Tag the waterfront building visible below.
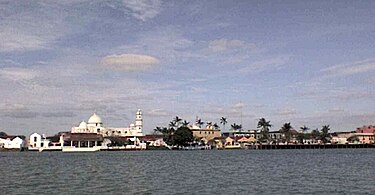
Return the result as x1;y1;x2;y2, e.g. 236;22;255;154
330;126;375;144
0;136;24;149
188;123;221;143
28;132;63;151
355;125;375;134
71;109;143;137
142;134;167;147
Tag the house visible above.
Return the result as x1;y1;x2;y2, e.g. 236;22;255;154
142;134;166;147
0;136;24;149
28;133;55;151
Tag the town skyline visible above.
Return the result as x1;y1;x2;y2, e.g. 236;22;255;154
0;0;374;135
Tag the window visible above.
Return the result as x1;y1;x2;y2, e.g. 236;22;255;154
34;137;37;142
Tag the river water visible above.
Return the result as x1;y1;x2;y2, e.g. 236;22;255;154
1;149;374;194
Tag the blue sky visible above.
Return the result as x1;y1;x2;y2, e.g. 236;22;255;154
1;0;374;135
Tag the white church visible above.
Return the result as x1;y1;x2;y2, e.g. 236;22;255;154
28;109;146;152
71;109;144;137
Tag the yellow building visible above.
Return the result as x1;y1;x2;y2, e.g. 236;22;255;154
188;124;221;142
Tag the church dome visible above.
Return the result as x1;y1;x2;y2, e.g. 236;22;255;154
78;121;87;128
88;113;102;124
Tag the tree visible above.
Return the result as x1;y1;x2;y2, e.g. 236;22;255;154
173;116;182;127
182;120;190;127
220;117;228;131
280;122;293;143
0;131;7;137
300;125;309;133
213;123;219;130
230;123;242;133
296;133;305;144
257;118;271;142
169;121;177;130
154;126;174;146
173;126;194;147
206;121;213;129
310;128;320;140
196;118;204;128
320;125;331;143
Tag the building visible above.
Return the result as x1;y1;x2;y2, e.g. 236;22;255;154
0;136;24;149
356;125;375;134
71;109;143;137
28;109;145;152
188;123;221;144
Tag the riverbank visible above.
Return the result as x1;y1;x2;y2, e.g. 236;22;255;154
248;143;375;150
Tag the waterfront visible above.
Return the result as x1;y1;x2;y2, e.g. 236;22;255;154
1;149;374;194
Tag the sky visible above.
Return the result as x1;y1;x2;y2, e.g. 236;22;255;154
1;0;375;136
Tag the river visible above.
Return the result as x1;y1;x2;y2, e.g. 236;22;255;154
1;149;374;194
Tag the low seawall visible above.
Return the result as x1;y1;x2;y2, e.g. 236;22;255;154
248;144;375;150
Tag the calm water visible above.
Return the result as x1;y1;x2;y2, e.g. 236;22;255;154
1;149;374;194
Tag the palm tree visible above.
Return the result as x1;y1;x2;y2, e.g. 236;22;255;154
213;123;219;130
220;117;228;131
320;125;331;144
173;116;182;127
257;118;271;142
154;126;163;134
300;125;309;133
196;118;204;128
182;120;190;127
206;121;213;129
310;128;320;141
280;122;293;143
169;121;177;130
230;123;242;134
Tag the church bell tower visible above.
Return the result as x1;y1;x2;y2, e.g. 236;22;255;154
135;109;143;133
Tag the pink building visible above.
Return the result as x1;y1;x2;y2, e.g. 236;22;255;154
356;125;375;134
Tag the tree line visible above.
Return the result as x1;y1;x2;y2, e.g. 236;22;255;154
154;116;332;146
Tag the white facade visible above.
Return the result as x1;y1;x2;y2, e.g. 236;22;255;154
71;109;143;137
28;133;55;151
29;133;42;148
0;137;24;149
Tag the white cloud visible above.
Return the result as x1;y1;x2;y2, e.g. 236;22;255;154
0;68;37;81
121;0;162;21
145;109;170;117
321;59;375;78
0;30;51;52
101;53;159;72
239;55;291;74
207;38;257;53
274;108;297;116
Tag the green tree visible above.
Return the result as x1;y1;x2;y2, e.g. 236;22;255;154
196;118;204;128
173;116;182;127
320;125;331;143
182;120;190;127
173;126;194;147
296;133;306;144
154;126;174;146
310;128;320;141
220;117;228;131
0;131;7;137
280;122;293;143
300;125;309;133
257;118;271;142
213;123;220;130
230;123;242;133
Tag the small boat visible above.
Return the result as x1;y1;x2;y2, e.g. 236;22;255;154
224;143;242;149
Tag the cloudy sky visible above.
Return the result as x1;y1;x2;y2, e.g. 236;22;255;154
1;0;374;135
